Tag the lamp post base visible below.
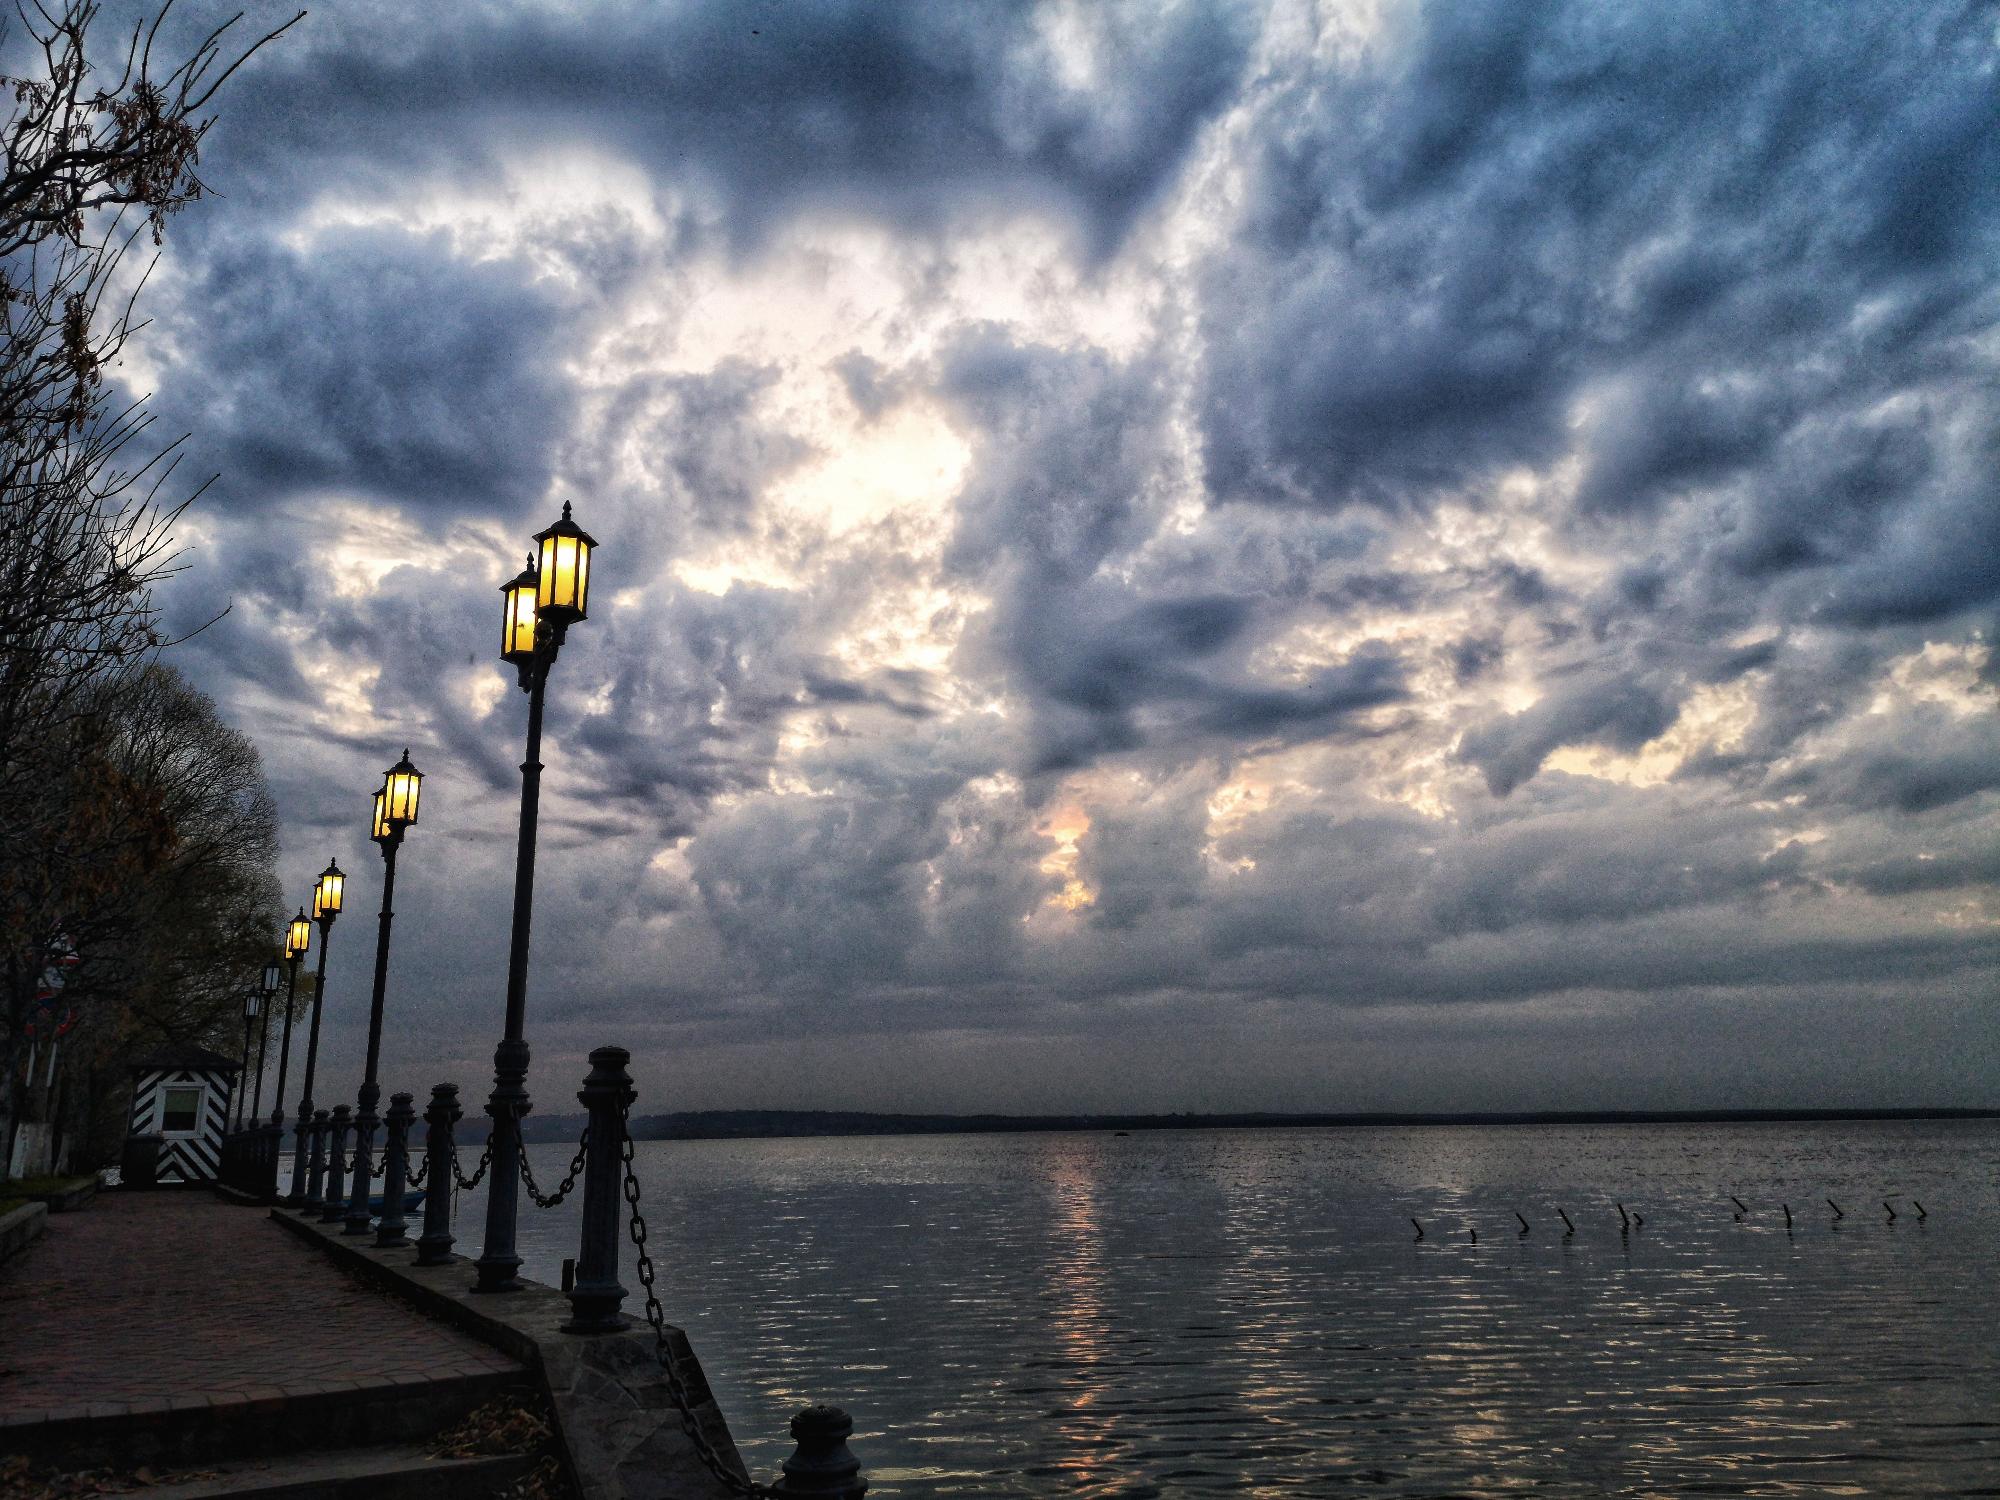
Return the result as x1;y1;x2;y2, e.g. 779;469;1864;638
471;1038;530;1294
343;1083;381;1236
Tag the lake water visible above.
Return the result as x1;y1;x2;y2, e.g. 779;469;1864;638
444;1120;1999;1495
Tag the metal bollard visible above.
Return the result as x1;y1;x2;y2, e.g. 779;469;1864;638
373;1092;416;1248
302;1109;331;1210
319;1105;352;1224
415;1084;461;1266
287;1106;314;1207
261;1122;283;1201
770;1406;868;1498
562;1046;636;1334
344;1082;382;1236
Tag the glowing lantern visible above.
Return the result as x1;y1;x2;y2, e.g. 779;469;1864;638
382;750;422;827
533;502;596;625
314;858;345;920
501;556;540;666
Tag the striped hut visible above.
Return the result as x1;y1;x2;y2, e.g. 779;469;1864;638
127;1044;242;1184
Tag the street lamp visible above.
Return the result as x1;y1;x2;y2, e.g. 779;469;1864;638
343;751;423;1236
248;956;280;1127
234;989;262;1132
475;502;596;1294
271;915;309;1140
535;503;594;624
289;858;345;1211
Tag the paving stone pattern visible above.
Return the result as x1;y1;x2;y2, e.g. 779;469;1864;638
0;1190;520;1424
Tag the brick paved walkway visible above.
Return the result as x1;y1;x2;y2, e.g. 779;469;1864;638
0;1191;520;1423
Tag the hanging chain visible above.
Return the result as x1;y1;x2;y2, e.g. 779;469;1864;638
451;1125;496;1190
404;1129;430;1187
620;1102;772;1499
519;1122;590;1209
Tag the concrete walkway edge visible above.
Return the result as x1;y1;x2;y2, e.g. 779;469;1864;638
0;1201;48;1264
270;1208;751;1500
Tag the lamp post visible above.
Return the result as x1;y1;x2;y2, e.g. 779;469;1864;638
290;859;346;1211
249;957;280;1127
271;910;310;1131
234;990;262;1132
475;502;597;1294
343;752;423;1236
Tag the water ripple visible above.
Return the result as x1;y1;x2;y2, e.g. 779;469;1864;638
454;1118;2000;1495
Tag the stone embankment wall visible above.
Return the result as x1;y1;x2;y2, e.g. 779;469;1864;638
276;1210;749;1500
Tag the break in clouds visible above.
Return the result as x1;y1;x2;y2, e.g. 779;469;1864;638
130;0;1997;1113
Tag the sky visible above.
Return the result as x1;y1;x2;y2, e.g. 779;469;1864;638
106;0;2000;1115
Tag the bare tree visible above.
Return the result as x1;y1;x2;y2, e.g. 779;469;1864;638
0;2;301;760
0;2;298;1145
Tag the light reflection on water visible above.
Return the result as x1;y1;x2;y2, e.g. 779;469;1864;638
447;1119;2000;1495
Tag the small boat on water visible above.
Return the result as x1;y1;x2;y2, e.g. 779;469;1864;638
365;1188;426;1215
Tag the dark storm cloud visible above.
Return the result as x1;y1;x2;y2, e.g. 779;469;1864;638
1188;0;2000;824
1200;0;2000;634
941;332;1168;583
199;0;1254;259
1770;708;2000;816
941;333;1410;774
575;580;813;820
148;225;577;515
573;361;810;548
117;0;2000;1112
1459;675;1676;797
1426;794;1805;936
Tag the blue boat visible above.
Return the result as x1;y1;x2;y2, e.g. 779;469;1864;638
364;1188;426;1215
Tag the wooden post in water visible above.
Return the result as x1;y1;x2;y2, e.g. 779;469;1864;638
1557;1207;1574;1236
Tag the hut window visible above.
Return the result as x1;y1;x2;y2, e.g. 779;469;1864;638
161;1086;203;1134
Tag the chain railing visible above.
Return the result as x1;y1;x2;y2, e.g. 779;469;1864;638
620;1099;773;1499
218;1122;285;1201
518;1122;589;1209
451;1129;496;1191
307;1063;866;1496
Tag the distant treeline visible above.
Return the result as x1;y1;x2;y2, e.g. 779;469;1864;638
517;1105;1998;1145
